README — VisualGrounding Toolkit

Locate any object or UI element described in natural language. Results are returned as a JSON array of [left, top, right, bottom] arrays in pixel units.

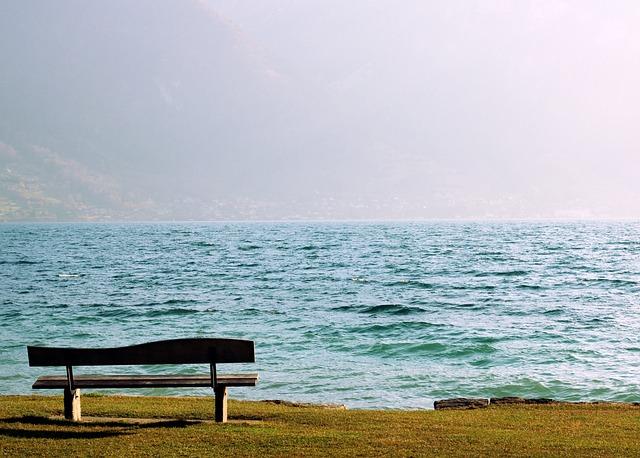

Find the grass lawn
[[1, 395, 639, 457]]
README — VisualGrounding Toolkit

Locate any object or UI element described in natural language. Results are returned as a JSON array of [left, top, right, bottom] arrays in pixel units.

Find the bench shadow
[[0, 415, 201, 440], [0, 427, 127, 440]]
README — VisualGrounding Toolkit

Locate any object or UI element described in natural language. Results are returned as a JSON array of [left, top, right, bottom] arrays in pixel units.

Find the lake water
[[1, 221, 640, 408]]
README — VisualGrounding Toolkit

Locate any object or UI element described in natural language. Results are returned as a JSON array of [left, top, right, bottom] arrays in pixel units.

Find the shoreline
[[3, 393, 640, 411]]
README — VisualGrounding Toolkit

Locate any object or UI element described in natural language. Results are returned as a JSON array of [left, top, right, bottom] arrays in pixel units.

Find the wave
[[449, 284, 497, 290], [335, 303, 425, 316], [190, 240, 215, 248], [58, 273, 82, 278], [517, 284, 544, 290], [447, 343, 498, 357], [331, 305, 353, 312], [0, 259, 40, 265], [365, 341, 448, 357], [238, 307, 286, 316], [158, 298, 199, 305], [598, 278, 637, 286], [238, 244, 261, 251], [475, 270, 529, 277], [98, 308, 139, 318], [476, 251, 504, 256], [361, 336, 501, 359], [99, 307, 200, 318], [350, 321, 446, 335], [81, 298, 200, 308], [143, 308, 200, 318], [234, 262, 260, 267], [362, 303, 424, 315], [384, 280, 436, 289]]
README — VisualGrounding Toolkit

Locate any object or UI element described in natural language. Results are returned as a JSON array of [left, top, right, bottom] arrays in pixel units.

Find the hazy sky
[[1, 0, 639, 220], [207, 0, 640, 218]]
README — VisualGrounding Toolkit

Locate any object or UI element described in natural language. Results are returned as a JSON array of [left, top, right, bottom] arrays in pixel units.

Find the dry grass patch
[[1, 395, 639, 457]]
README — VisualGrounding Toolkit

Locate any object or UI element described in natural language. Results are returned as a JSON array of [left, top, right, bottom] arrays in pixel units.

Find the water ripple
[[1, 221, 640, 408]]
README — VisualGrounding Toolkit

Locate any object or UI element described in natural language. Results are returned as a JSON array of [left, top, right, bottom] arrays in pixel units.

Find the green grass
[[1, 395, 639, 457]]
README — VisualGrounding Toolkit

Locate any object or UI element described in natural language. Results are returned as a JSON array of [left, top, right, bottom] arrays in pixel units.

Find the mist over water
[[2, 222, 639, 408]]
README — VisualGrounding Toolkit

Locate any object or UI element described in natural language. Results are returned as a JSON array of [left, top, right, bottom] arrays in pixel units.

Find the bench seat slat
[[32, 374, 259, 389]]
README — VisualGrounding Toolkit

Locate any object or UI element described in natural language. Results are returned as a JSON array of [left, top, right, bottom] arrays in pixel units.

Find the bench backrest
[[27, 338, 255, 367]]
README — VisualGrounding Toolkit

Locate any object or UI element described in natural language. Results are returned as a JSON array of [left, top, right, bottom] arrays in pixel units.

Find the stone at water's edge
[[434, 397, 557, 409], [433, 398, 489, 410]]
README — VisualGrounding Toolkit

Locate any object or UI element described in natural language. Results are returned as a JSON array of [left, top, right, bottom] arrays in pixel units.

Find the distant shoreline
[[4, 217, 640, 225]]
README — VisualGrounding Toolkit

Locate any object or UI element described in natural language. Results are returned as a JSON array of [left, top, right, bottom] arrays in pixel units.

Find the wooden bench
[[27, 338, 258, 423]]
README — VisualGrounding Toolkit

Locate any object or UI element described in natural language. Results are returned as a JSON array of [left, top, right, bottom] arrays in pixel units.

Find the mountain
[[0, 0, 317, 220]]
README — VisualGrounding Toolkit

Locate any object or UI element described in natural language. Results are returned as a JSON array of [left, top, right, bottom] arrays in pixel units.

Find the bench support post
[[64, 388, 81, 421], [214, 386, 227, 423]]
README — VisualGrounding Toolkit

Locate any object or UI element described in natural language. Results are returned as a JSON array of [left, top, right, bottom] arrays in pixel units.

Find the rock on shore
[[434, 397, 556, 410], [433, 398, 489, 410]]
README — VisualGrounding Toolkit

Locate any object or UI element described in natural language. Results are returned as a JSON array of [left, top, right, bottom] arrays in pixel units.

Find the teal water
[[1, 222, 639, 408]]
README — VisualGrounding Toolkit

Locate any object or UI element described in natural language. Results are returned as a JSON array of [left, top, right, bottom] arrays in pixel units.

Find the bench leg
[[64, 388, 81, 421], [214, 386, 227, 423]]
